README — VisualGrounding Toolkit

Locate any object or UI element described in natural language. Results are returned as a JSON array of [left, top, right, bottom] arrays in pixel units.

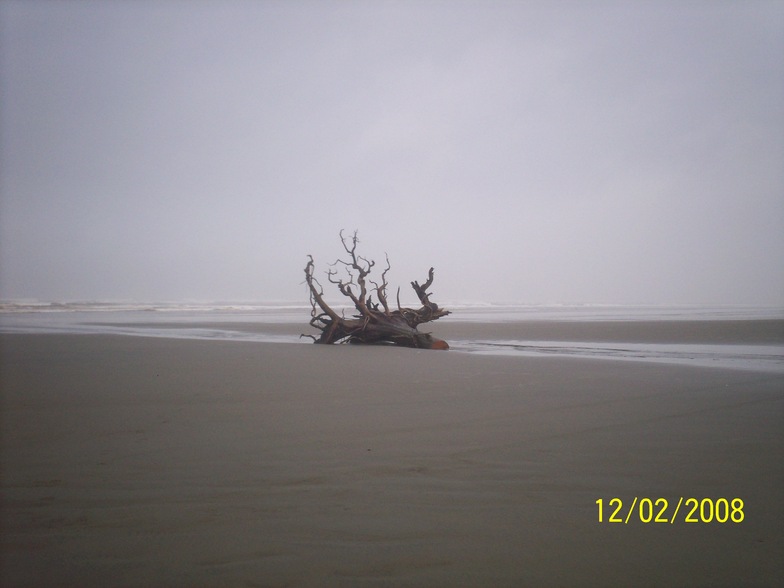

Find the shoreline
[[100, 317, 784, 342], [3, 318, 781, 374]]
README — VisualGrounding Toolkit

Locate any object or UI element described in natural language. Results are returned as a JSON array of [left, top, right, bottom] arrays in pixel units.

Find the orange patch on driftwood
[[430, 339, 449, 350]]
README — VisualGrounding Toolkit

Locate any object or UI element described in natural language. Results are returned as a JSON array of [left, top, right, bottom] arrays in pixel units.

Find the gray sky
[[2, 0, 783, 306]]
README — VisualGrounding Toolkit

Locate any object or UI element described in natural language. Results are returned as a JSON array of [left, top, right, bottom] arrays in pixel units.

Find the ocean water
[[1, 302, 783, 372]]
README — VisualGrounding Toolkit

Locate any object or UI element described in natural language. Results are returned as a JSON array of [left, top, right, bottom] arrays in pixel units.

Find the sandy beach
[[1, 322, 783, 587]]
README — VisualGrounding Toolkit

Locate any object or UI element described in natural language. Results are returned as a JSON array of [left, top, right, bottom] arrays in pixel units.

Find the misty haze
[[1, 0, 782, 307]]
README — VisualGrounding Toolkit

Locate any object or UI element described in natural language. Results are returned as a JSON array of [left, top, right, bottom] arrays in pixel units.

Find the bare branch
[[335, 229, 371, 314], [304, 255, 340, 323], [369, 253, 391, 315]]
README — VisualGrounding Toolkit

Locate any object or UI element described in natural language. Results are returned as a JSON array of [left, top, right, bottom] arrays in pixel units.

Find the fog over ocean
[[2, 2, 783, 308]]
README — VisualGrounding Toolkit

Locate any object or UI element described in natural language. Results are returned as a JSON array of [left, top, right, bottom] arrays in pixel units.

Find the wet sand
[[1, 326, 783, 587], [120, 318, 784, 345]]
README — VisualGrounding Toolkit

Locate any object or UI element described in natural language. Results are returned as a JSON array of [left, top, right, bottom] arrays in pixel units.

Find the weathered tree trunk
[[303, 231, 450, 350]]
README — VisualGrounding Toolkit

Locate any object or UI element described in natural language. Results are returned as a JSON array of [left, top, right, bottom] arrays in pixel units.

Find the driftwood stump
[[303, 231, 450, 350]]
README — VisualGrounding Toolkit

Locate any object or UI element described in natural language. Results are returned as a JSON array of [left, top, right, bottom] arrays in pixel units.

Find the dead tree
[[303, 231, 450, 349]]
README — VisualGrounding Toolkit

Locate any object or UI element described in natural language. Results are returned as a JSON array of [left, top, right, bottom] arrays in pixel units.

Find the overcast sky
[[1, 0, 783, 306]]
